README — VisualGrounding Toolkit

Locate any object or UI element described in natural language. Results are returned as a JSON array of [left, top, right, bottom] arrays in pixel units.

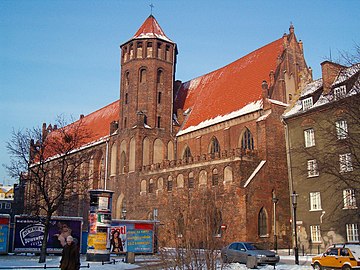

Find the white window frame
[[336, 120, 348, 140], [340, 153, 353, 173], [310, 192, 322, 211], [304, 129, 315, 148], [310, 225, 322, 243], [302, 97, 313, 110], [307, 159, 319, 177], [343, 189, 357, 209], [346, 224, 359, 242], [334, 85, 347, 100]]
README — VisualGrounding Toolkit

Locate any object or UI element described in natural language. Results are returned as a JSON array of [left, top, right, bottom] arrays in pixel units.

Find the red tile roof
[[73, 100, 120, 145], [174, 38, 284, 133], [132, 15, 173, 43], [45, 100, 119, 156]]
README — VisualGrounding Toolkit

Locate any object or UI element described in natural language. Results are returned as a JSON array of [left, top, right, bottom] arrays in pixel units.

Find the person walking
[[60, 235, 80, 270]]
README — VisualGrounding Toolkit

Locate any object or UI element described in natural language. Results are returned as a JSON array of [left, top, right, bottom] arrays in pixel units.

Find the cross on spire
[[150, 3, 154, 15]]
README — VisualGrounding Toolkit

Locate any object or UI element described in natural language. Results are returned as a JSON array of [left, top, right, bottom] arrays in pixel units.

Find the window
[[212, 168, 219, 186], [157, 70, 163, 83], [304, 129, 315, 147], [343, 189, 357, 209], [310, 192, 322, 210], [346, 224, 359, 242], [241, 128, 254, 150], [310, 225, 321, 242], [258, 207, 268, 237], [157, 92, 162, 104], [334, 85, 347, 100], [336, 120, 348, 139], [146, 42, 152, 58], [183, 146, 192, 159], [307, 159, 319, 177], [157, 43, 162, 59], [125, 93, 128, 104], [165, 45, 171, 61], [209, 137, 220, 155], [340, 153, 353, 172], [167, 176, 173, 191], [302, 97, 313, 110], [157, 116, 161, 128], [136, 42, 143, 58], [149, 179, 154, 193], [188, 172, 194, 189]]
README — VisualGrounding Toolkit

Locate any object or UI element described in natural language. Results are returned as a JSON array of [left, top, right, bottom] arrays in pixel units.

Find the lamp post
[[291, 191, 299, 265], [272, 192, 279, 252]]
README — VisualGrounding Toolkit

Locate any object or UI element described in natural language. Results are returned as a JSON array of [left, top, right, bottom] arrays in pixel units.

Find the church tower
[[119, 15, 177, 132]]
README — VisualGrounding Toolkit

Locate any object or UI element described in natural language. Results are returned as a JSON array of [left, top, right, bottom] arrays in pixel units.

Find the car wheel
[[313, 262, 322, 270], [342, 265, 351, 270]]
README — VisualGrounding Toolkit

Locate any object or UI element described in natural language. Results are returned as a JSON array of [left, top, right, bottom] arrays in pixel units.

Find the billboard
[[13, 216, 82, 253], [111, 220, 154, 254], [0, 215, 10, 254]]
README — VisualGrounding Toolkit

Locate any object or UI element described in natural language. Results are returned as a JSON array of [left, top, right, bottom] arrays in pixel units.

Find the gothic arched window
[[183, 146, 192, 159], [209, 137, 220, 155], [241, 128, 254, 150], [157, 70, 163, 83], [258, 207, 268, 237]]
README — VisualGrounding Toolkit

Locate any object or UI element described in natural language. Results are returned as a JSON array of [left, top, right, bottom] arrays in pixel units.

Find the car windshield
[[244, 243, 259, 250]]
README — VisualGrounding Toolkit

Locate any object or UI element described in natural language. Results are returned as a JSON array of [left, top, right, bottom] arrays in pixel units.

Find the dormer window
[[334, 85, 347, 100], [302, 97, 313, 111]]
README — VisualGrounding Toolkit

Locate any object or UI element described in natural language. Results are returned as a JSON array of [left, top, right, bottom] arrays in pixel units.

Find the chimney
[[80, 114, 84, 119], [321, 61, 344, 94]]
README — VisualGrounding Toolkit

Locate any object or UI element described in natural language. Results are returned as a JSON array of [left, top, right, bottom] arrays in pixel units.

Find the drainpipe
[[320, 211, 326, 223], [104, 137, 110, 190]]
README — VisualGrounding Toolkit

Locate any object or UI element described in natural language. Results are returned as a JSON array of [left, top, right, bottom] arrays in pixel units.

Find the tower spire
[[150, 3, 154, 15]]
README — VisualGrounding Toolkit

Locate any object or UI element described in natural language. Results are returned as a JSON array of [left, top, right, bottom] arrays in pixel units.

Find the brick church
[[30, 15, 313, 248]]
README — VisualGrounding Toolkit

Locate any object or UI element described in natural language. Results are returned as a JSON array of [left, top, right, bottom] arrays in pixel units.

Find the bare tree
[[158, 188, 226, 270], [6, 116, 94, 263]]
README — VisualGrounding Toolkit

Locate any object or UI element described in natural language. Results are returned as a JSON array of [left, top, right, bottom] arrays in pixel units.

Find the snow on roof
[[177, 100, 263, 136], [283, 63, 360, 119], [175, 38, 284, 135], [300, 78, 323, 97], [333, 63, 360, 86], [132, 15, 173, 43]]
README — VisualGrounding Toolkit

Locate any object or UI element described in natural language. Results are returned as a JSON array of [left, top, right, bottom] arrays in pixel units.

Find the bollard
[[125, 252, 135, 264]]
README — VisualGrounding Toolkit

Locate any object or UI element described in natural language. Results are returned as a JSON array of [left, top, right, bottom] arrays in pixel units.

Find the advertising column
[[86, 189, 113, 262]]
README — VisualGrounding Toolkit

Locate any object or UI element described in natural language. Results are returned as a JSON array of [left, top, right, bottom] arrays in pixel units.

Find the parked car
[[221, 242, 280, 265], [312, 243, 360, 270]]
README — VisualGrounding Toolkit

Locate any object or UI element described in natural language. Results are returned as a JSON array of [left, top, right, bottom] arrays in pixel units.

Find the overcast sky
[[1, 0, 359, 184]]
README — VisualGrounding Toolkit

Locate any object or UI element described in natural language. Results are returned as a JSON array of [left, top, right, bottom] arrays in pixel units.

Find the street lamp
[[291, 191, 299, 265], [272, 192, 279, 252]]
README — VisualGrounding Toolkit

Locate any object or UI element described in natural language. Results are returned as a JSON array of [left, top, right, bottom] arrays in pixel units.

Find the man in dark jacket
[[60, 235, 80, 270]]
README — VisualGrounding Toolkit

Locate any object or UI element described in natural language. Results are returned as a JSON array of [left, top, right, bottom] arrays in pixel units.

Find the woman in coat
[[60, 235, 80, 270]]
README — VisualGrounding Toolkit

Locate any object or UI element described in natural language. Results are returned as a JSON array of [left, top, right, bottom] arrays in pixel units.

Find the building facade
[[25, 16, 313, 248], [283, 61, 360, 253]]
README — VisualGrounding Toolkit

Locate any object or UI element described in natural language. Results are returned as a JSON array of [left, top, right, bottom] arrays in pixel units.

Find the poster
[[0, 215, 10, 254], [13, 216, 82, 253], [111, 220, 154, 254]]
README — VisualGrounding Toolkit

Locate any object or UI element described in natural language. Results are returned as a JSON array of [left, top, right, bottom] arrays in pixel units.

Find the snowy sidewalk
[[0, 253, 313, 270]]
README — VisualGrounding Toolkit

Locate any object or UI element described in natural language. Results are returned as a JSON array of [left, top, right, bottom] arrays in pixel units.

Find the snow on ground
[[0, 253, 313, 270]]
